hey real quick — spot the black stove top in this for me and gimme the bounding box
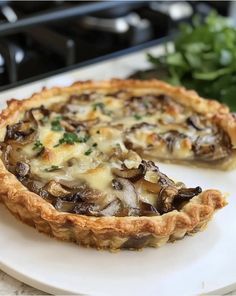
[0,1,230,91]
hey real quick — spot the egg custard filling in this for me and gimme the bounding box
[0,83,231,217]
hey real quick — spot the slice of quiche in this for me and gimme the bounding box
[0,79,229,249]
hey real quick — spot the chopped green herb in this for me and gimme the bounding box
[93,102,105,111]
[84,148,93,156]
[92,143,98,147]
[51,116,63,131]
[143,100,149,108]
[134,114,142,120]
[33,140,44,151]
[105,110,113,116]
[54,132,90,147]
[44,165,62,172]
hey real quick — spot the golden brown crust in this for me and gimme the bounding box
[0,79,229,249]
[0,160,227,249]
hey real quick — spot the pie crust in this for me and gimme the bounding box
[0,79,229,249]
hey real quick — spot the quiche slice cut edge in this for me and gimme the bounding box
[0,79,230,250]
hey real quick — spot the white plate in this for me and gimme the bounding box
[0,163,236,296]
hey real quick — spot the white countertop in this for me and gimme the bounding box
[0,43,235,295]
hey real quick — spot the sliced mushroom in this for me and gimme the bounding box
[99,199,122,216]
[1,143,27,167]
[53,198,76,212]
[58,178,82,189]
[175,186,202,201]
[112,161,146,182]
[160,130,187,153]
[186,115,205,131]
[23,179,49,199]
[159,186,179,213]
[5,123,37,144]
[0,143,12,167]
[138,179,162,194]
[112,177,139,215]
[44,180,71,198]
[4,108,40,145]
[112,179,123,190]
[158,172,175,186]
[193,131,232,161]
[62,192,82,203]
[15,162,30,178]
[73,202,98,215]
[172,186,202,210]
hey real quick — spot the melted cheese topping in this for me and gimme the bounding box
[4,88,229,210]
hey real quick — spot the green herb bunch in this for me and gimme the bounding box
[148,12,236,110]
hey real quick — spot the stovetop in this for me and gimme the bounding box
[0,1,230,91]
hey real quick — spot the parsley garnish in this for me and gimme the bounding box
[134,114,142,120]
[93,102,105,111]
[84,148,93,156]
[51,116,63,131]
[44,165,62,172]
[92,143,98,147]
[33,140,44,151]
[54,132,90,147]
[147,12,236,111]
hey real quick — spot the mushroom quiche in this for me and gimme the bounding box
[0,79,231,250]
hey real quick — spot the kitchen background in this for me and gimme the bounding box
[0,1,232,91]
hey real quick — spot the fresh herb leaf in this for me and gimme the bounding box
[84,148,93,156]
[93,102,105,111]
[134,114,142,120]
[44,165,62,172]
[92,143,98,147]
[33,140,44,151]
[51,116,63,131]
[54,132,90,147]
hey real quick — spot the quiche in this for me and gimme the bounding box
[0,79,230,250]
